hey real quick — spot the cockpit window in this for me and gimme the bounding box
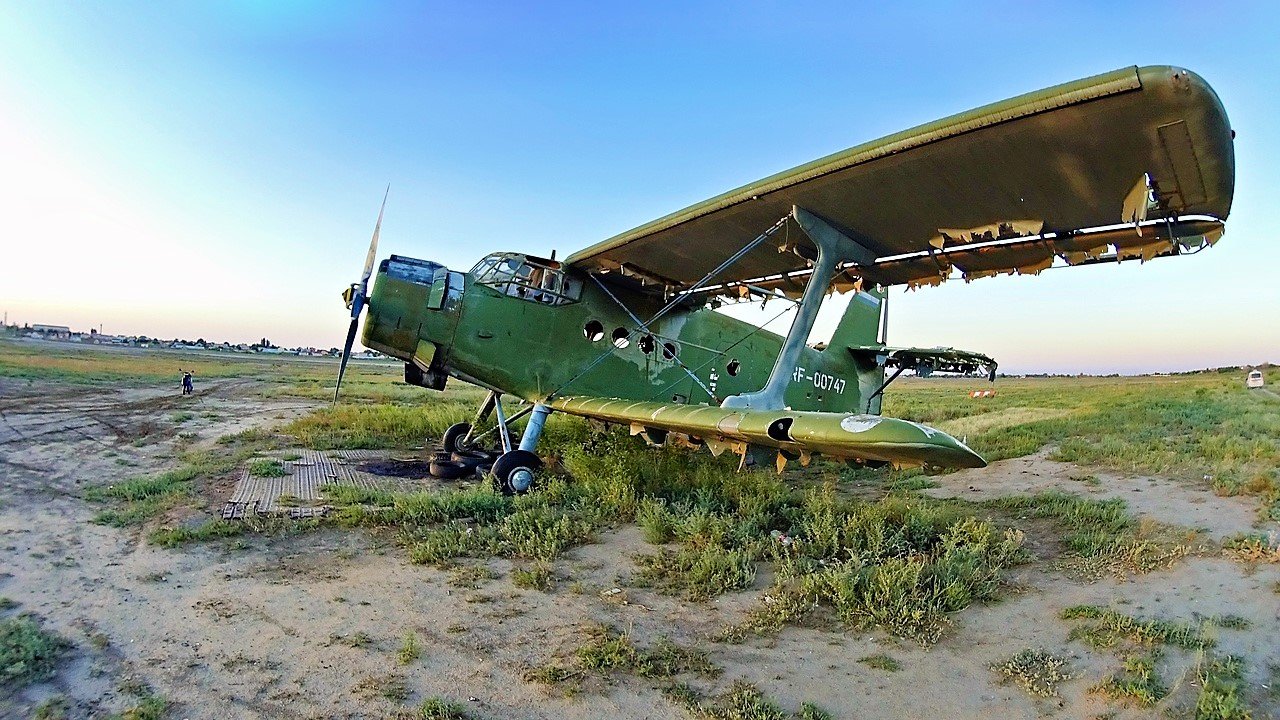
[386,255,442,285]
[470,253,583,305]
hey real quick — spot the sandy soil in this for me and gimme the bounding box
[1,379,1278,719]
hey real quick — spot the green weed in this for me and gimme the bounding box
[33,696,69,720]
[0,615,69,688]
[858,654,900,672]
[723,492,1026,644]
[115,695,168,720]
[247,458,287,477]
[149,520,245,547]
[528,624,718,692]
[397,632,421,665]
[352,673,409,701]
[984,491,1191,577]
[414,697,474,719]
[991,648,1073,697]
[1194,652,1252,720]
[634,546,756,600]
[447,565,496,589]
[1092,651,1167,707]
[284,402,476,450]
[512,561,553,591]
[330,631,373,648]
[86,436,276,527]
[1061,605,1215,650]
[669,680,830,719]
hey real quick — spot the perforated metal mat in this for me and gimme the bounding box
[221,449,421,520]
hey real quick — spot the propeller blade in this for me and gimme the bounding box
[361,185,389,286]
[333,315,360,406]
[337,187,389,406]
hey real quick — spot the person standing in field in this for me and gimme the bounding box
[181,371,194,395]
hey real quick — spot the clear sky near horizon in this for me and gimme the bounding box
[0,2,1276,374]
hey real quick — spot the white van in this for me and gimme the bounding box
[1246,369,1265,389]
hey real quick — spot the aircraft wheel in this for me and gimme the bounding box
[442,422,473,454]
[490,450,542,495]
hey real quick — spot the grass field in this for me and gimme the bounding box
[887,371,1280,519]
[9,339,1279,718]
[13,336,1277,521]
[0,338,411,402]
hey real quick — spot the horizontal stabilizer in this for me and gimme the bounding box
[848,345,997,379]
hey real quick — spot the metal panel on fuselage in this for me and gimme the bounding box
[445,269,883,414]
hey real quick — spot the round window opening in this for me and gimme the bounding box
[726,359,741,376]
[611,327,631,349]
[661,342,678,360]
[638,335,656,354]
[583,320,604,342]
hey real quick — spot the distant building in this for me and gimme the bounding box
[31,324,71,339]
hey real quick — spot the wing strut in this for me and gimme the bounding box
[548,214,791,400]
[865,365,907,413]
[649,214,789,326]
[722,206,876,411]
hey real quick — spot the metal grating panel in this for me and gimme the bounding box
[222,449,414,519]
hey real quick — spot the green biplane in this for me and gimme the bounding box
[335,65,1234,494]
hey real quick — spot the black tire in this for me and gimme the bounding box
[441,422,473,454]
[490,450,542,495]
[429,459,472,480]
[451,450,489,469]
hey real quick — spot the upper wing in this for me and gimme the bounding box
[566,66,1234,295]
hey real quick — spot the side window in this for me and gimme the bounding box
[426,268,449,310]
[444,271,464,310]
[560,275,583,302]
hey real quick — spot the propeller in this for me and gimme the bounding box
[334,185,389,405]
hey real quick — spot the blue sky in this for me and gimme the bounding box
[0,2,1276,373]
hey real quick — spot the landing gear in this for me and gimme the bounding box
[433,394,553,494]
[491,403,552,495]
[491,449,543,495]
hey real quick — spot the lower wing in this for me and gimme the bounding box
[548,396,984,470]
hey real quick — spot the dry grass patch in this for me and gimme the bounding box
[984,491,1197,579]
[938,406,1076,438]
[527,624,719,696]
[664,680,833,719]
[1223,532,1280,564]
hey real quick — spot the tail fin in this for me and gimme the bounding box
[827,288,886,349]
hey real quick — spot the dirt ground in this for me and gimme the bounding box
[1,378,1277,719]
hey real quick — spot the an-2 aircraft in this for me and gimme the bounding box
[335,65,1234,494]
